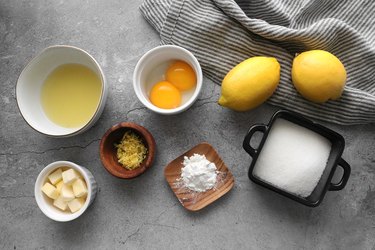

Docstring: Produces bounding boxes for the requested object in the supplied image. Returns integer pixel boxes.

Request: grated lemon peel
[115,131,147,170]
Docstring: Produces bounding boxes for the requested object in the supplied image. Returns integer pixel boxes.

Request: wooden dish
[99,122,156,179]
[164,142,234,211]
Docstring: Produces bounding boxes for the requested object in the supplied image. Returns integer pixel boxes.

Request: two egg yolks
[150,61,196,109]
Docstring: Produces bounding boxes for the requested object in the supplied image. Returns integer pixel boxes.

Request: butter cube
[41,182,59,200]
[72,179,87,198]
[61,184,75,201]
[48,168,62,185]
[68,198,85,213]
[55,181,64,193]
[62,169,79,185]
[53,196,68,211]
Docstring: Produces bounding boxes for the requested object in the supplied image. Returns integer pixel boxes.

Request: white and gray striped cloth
[140,0,375,125]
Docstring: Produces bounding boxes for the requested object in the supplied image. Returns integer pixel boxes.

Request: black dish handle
[328,158,351,191]
[243,124,267,157]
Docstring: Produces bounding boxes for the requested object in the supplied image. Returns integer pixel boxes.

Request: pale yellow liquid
[41,64,102,128]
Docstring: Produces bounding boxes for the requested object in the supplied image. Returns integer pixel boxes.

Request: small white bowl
[34,161,97,222]
[133,45,203,115]
[16,45,108,137]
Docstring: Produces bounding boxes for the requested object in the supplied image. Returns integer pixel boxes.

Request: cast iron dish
[243,110,351,207]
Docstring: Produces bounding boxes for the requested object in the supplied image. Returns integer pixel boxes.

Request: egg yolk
[166,61,196,91]
[150,81,181,109]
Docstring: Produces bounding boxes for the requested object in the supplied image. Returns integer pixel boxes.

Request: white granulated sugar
[181,153,217,192]
[253,119,332,198]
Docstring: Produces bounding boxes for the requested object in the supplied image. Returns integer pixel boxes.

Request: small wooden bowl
[164,142,234,211]
[99,122,156,179]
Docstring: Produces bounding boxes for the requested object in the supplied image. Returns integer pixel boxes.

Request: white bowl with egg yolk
[35,161,97,222]
[133,45,203,115]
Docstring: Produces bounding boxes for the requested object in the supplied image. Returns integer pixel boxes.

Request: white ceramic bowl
[35,161,97,222]
[16,45,108,137]
[133,45,203,115]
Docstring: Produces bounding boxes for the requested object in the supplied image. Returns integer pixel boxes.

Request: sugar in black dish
[243,110,350,207]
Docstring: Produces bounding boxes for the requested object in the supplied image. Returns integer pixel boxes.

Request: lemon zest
[115,131,147,170]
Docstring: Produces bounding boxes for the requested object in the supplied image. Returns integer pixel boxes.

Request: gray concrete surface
[1,1,375,249]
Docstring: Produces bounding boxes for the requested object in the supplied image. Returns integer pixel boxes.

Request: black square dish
[243,110,351,207]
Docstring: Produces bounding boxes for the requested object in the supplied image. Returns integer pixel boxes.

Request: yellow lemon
[218,56,280,111]
[292,50,346,103]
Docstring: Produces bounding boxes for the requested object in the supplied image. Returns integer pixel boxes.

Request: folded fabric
[140,0,375,125]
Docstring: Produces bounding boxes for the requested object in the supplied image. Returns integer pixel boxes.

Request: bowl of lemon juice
[16,45,107,137]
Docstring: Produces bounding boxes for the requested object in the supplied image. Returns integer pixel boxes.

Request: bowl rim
[99,122,156,179]
[132,44,203,115]
[16,44,107,138]
[34,160,93,222]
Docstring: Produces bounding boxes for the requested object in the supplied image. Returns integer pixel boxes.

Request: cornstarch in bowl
[180,154,218,192]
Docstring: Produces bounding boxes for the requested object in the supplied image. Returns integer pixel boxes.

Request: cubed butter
[62,168,79,185]
[68,198,85,213]
[48,168,62,185]
[53,196,68,211]
[61,184,75,201]
[41,182,59,200]
[72,179,87,198]
[55,180,64,193]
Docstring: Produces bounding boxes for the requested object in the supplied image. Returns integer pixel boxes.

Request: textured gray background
[1,1,374,249]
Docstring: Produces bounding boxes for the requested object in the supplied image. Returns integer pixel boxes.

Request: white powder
[181,154,217,192]
[253,119,332,198]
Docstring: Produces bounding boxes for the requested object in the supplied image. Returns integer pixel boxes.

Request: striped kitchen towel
[140,0,375,125]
